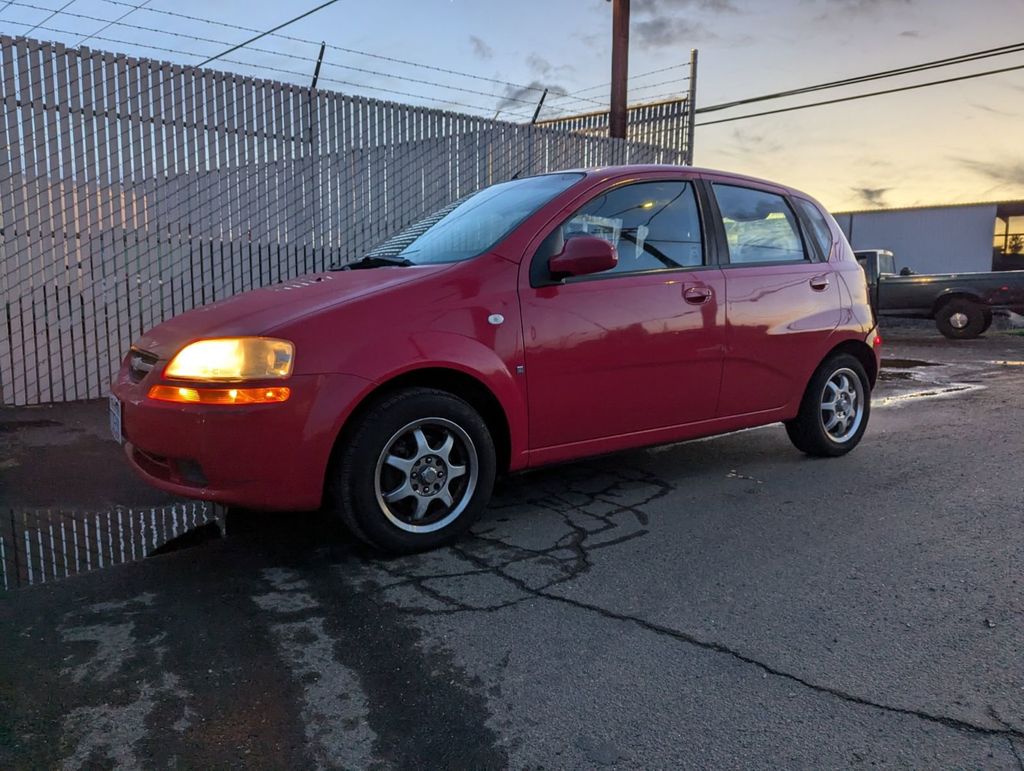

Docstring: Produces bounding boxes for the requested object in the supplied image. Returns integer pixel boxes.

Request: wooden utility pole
[609,0,630,139]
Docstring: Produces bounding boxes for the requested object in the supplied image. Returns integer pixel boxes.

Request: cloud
[731,128,782,154]
[898,29,920,37]
[969,102,1018,118]
[526,53,574,79]
[497,80,567,111]
[527,53,554,77]
[634,0,737,11]
[629,0,727,48]
[634,17,713,47]
[956,159,1024,187]
[809,0,914,20]
[468,35,493,60]
[851,186,891,207]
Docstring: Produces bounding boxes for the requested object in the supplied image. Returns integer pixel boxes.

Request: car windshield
[364,173,584,265]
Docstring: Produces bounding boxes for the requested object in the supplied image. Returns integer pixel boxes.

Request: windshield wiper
[331,255,415,270]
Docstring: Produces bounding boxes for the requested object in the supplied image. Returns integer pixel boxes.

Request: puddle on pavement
[881,358,939,369]
[878,370,913,381]
[0,419,62,433]
[874,384,983,406]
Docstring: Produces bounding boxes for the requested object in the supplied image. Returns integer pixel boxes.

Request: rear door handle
[683,286,712,304]
[809,275,830,291]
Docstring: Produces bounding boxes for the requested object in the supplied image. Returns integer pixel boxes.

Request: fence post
[685,48,698,166]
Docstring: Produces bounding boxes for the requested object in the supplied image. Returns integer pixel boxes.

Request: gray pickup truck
[856,249,1024,339]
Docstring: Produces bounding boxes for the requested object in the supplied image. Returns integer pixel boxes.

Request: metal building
[832,200,1024,275]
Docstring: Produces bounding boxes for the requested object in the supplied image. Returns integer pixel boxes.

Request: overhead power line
[553,61,690,100]
[197,0,343,67]
[23,0,74,34]
[695,61,1024,127]
[697,40,1024,114]
[8,0,608,110]
[527,41,1024,124]
[76,0,150,46]
[7,1,542,107]
[2,19,501,115]
[97,0,556,99]
[504,63,692,120]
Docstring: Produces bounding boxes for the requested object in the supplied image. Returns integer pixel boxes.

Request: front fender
[338,330,528,470]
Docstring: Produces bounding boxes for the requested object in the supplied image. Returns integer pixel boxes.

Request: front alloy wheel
[330,388,496,553]
[374,418,479,533]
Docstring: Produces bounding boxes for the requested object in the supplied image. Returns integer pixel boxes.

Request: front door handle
[809,275,830,291]
[683,286,712,304]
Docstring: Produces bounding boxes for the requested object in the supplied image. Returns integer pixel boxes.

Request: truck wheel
[936,300,985,339]
[328,388,496,554]
[785,353,870,457]
[980,311,994,334]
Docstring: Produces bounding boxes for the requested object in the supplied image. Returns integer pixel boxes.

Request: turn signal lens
[148,385,291,405]
[165,338,294,381]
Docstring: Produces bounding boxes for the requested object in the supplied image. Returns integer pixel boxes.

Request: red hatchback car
[112,165,881,553]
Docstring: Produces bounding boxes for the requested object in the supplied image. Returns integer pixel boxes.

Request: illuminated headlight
[164,338,294,381]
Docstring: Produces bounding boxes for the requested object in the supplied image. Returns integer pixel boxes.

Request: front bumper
[112,359,371,510]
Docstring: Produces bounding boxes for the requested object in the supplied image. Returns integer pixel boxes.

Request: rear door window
[712,184,807,265]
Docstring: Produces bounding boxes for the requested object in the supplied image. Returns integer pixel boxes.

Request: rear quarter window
[793,198,835,260]
[713,184,807,264]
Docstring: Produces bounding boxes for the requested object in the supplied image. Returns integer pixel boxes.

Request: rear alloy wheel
[329,388,496,554]
[936,299,986,340]
[785,353,871,457]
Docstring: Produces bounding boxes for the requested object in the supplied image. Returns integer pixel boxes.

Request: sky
[0,0,1022,211]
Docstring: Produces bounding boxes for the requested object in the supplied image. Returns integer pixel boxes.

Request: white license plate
[109,394,123,445]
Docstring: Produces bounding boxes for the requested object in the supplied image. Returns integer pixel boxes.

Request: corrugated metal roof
[833,199,1024,215]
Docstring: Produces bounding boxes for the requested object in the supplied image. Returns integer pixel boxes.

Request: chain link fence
[0,35,692,407]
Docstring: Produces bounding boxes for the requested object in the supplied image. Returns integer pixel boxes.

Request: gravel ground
[2,329,1023,769]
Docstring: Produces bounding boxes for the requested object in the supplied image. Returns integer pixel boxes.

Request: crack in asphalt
[366,467,659,614]
[1009,738,1024,771]
[989,707,1024,770]
[363,461,1024,747]
[1007,741,1024,769]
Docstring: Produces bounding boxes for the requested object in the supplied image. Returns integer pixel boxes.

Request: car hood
[133,265,448,359]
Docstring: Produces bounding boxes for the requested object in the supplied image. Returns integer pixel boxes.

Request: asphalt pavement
[2,327,1023,769]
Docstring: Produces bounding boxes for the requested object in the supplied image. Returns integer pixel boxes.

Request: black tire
[980,310,994,334]
[785,353,871,457]
[328,388,496,554]
[935,299,986,340]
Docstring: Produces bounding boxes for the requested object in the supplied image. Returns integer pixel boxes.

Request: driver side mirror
[548,235,618,279]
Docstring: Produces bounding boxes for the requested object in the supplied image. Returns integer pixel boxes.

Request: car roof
[550,164,808,197]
